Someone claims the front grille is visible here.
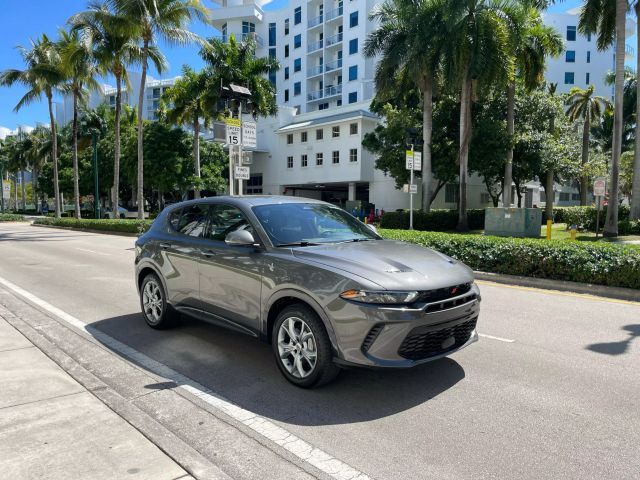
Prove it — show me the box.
[424,293,477,313]
[398,317,477,360]
[361,324,384,353]
[417,282,472,304]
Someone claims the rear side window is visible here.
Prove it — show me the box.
[170,204,208,237]
[205,204,254,241]
[168,208,182,231]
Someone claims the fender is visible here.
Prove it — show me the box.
[135,259,168,299]
[263,288,342,357]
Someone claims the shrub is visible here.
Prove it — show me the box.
[379,228,640,289]
[33,217,153,234]
[544,205,631,231]
[380,209,485,231]
[0,213,25,222]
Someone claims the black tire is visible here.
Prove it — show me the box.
[272,304,340,388]
[139,273,179,329]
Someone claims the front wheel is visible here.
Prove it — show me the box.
[272,304,340,388]
[140,273,179,329]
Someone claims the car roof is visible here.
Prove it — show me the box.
[170,195,330,209]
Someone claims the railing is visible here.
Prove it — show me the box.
[307,89,324,101]
[308,14,323,28]
[219,32,264,47]
[308,39,323,53]
[325,58,343,72]
[325,32,343,47]
[324,84,342,97]
[307,64,324,77]
[326,6,343,21]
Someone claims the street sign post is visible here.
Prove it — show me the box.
[412,151,422,171]
[594,177,606,238]
[2,180,10,212]
[242,121,257,148]
[234,166,250,180]
[405,148,415,230]
[224,118,241,146]
[409,184,418,194]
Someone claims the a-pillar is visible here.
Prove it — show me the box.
[348,182,356,201]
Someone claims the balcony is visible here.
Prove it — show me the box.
[325,32,343,47]
[307,84,342,102]
[307,64,324,77]
[307,88,324,101]
[325,58,343,72]
[326,6,343,22]
[308,39,323,53]
[218,32,264,48]
[308,14,323,29]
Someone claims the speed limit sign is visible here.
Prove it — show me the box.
[224,118,241,146]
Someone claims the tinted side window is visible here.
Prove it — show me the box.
[205,205,254,241]
[175,204,208,237]
[168,208,182,231]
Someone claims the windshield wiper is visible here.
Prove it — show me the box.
[275,241,322,247]
[334,238,375,243]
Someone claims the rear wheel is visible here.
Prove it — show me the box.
[140,273,179,329]
[272,304,340,388]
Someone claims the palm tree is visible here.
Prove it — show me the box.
[110,0,207,219]
[25,126,51,211]
[565,85,611,205]
[443,0,517,230]
[69,1,153,216]
[0,34,65,217]
[580,0,628,235]
[364,0,447,212]
[503,9,563,207]
[58,28,99,219]
[161,65,208,198]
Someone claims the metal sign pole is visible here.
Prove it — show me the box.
[238,102,243,196]
[409,143,414,230]
[595,196,601,239]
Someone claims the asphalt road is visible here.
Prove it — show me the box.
[1,222,639,480]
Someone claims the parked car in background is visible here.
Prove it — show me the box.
[103,205,128,219]
[134,196,480,388]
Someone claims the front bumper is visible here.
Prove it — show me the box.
[328,283,481,368]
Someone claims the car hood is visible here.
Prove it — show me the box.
[292,240,474,290]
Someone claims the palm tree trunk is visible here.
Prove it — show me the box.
[137,41,149,220]
[47,93,61,218]
[72,92,81,219]
[193,117,201,199]
[32,167,38,213]
[631,1,640,220]
[580,116,590,206]
[21,170,26,210]
[605,0,626,237]
[113,72,122,217]
[421,74,433,212]
[457,74,472,231]
[545,168,554,222]
[503,81,515,207]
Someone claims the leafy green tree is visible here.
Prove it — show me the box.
[0,34,65,216]
[565,85,611,205]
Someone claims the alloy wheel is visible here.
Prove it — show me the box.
[277,316,318,378]
[143,279,163,324]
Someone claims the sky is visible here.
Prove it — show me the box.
[0,0,632,128]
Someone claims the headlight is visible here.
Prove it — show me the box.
[339,289,420,304]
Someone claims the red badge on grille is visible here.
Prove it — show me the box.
[450,286,458,295]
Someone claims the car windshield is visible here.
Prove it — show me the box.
[252,203,379,246]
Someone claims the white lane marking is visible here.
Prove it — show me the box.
[479,333,515,343]
[0,275,371,480]
[75,247,112,256]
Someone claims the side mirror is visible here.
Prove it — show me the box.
[366,224,378,235]
[225,229,256,246]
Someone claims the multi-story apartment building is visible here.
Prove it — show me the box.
[543,8,635,99]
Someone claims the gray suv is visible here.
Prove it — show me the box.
[135,196,480,388]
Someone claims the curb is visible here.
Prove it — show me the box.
[31,223,141,237]
[474,271,640,302]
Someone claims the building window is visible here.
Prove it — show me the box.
[286,133,293,144]
[587,51,591,63]
[294,82,301,95]
[587,32,591,42]
[294,6,301,25]
[318,102,329,110]
[269,70,276,87]
[269,22,276,47]
[287,156,293,168]
[294,58,301,72]
[332,151,340,164]
[348,65,357,81]
[565,50,575,62]
[284,89,289,102]
[559,192,570,202]
[480,193,490,204]
[566,26,576,41]
[332,126,340,137]
[284,18,289,35]
[247,174,263,194]
[571,193,581,201]
[294,34,301,49]
[349,11,358,28]
[301,154,308,167]
[350,123,358,134]
[564,72,575,84]
[301,131,307,142]
[284,67,289,80]
[285,45,289,57]
[316,152,323,165]
[349,148,358,162]
[348,91,357,103]
[445,184,459,203]
[316,129,323,140]
[349,38,358,55]
[337,99,342,106]
[586,72,590,84]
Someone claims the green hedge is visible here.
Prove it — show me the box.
[380,209,485,231]
[545,205,639,233]
[33,217,153,234]
[0,213,25,222]
[380,228,640,289]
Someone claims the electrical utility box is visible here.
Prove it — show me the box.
[484,208,542,238]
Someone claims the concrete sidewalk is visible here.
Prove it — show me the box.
[0,316,193,480]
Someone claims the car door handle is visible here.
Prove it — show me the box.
[159,242,172,249]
